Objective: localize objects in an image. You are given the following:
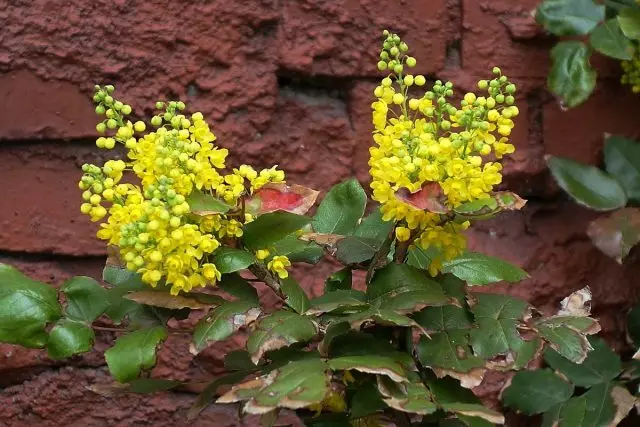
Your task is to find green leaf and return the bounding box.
[243,211,311,250]
[217,273,259,304]
[416,330,485,374]
[350,381,387,419]
[407,246,439,270]
[325,269,352,292]
[547,156,627,210]
[542,382,615,427]
[328,355,410,383]
[327,332,413,368]
[587,208,640,263]
[224,350,257,372]
[536,0,605,36]
[441,252,528,285]
[367,263,449,306]
[186,189,232,215]
[312,179,367,235]
[246,311,317,363]
[342,307,424,331]
[60,276,108,323]
[414,305,473,332]
[271,233,324,264]
[377,377,437,415]
[590,19,634,60]
[211,248,255,274]
[548,41,597,108]
[536,316,601,363]
[188,371,250,420]
[618,7,640,40]
[280,277,310,314]
[335,236,382,265]
[47,319,95,360]
[307,290,368,315]
[319,321,351,357]
[543,336,622,387]
[604,135,640,202]
[453,192,527,221]
[627,304,640,346]
[503,369,574,415]
[440,403,504,425]
[191,300,261,354]
[354,208,394,241]
[0,263,62,347]
[105,326,168,382]
[469,294,530,359]
[217,359,330,413]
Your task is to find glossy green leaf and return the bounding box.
[335,236,382,265]
[342,307,422,331]
[441,252,528,285]
[469,294,530,359]
[217,358,330,413]
[416,331,484,374]
[544,337,622,387]
[191,300,261,354]
[312,179,367,235]
[105,326,168,382]
[367,263,448,304]
[242,211,311,250]
[590,19,633,60]
[536,316,601,363]
[354,208,394,241]
[350,381,387,419]
[406,246,439,270]
[217,273,259,304]
[618,7,640,39]
[503,369,574,415]
[536,0,605,35]
[280,277,310,314]
[60,276,108,323]
[247,311,317,363]
[224,350,257,372]
[548,155,627,210]
[211,248,255,274]
[47,319,95,360]
[318,321,351,357]
[188,371,251,420]
[378,377,437,415]
[307,290,368,315]
[604,135,640,202]
[271,233,324,264]
[186,189,232,215]
[542,382,615,427]
[0,263,62,347]
[587,208,640,263]
[328,355,410,383]
[548,41,597,108]
[324,269,352,292]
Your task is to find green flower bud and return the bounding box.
[155,101,164,109]
[393,64,403,74]
[107,119,118,129]
[390,46,399,56]
[478,80,488,89]
[95,105,106,115]
[104,95,114,105]
[496,94,505,103]
[506,84,516,94]
[399,42,408,52]
[121,104,132,115]
[380,51,389,60]
[506,95,515,105]
[492,67,501,75]
[406,57,416,67]
[114,100,124,110]
[105,85,115,93]
[96,123,107,133]
[377,61,388,71]
[177,101,186,110]
[151,116,163,127]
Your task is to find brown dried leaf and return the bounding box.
[587,208,640,263]
[558,286,592,317]
[432,367,486,389]
[299,232,345,254]
[611,385,636,425]
[125,291,211,310]
[86,383,129,397]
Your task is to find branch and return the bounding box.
[248,263,285,300]
[365,232,394,285]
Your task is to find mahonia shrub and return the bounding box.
[0,31,618,426]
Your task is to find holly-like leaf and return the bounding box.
[217,358,330,414]
[618,7,640,40]
[544,336,622,387]
[186,189,233,215]
[245,183,319,216]
[328,355,410,383]
[211,247,255,274]
[548,41,597,108]
[188,371,251,420]
[377,376,437,415]
[312,179,367,235]
[246,311,317,364]
[590,19,634,60]
[191,301,261,354]
[47,319,95,360]
[469,293,530,359]
[548,155,627,210]
[280,277,310,314]
[396,182,448,214]
[453,192,527,221]
[124,291,212,310]
[440,403,505,425]
[503,369,574,415]
[406,246,439,270]
[271,233,324,264]
[0,264,62,347]
[60,276,108,323]
[217,273,259,304]
[354,208,394,242]
[224,350,257,372]
[318,321,351,357]
[536,316,601,363]
[604,135,640,202]
[307,290,368,315]
[243,211,311,250]
[442,252,528,285]
[542,382,615,427]
[335,236,383,265]
[342,307,426,334]
[367,263,449,306]
[324,268,352,292]
[536,0,605,36]
[587,208,640,263]
[105,326,168,382]
[416,331,485,384]
[350,380,387,419]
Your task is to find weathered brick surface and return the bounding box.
[1,0,640,425]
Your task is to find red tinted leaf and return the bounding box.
[587,208,640,263]
[246,184,319,216]
[396,183,449,214]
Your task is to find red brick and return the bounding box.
[0,143,107,255]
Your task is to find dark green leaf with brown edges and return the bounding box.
[587,208,640,263]
[246,311,317,364]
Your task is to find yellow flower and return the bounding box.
[267,255,291,279]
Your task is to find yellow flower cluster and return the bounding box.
[370,31,518,274]
[80,86,290,294]
[621,48,640,93]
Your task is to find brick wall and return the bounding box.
[1,1,640,425]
